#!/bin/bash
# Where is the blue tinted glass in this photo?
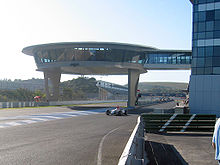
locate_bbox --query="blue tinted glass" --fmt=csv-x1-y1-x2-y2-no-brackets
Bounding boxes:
194,23,198,32
193,40,198,47
193,47,198,57
193,5,198,12
198,0,206,3
198,32,206,39
206,31,213,39
196,68,204,75
206,21,214,31
199,11,206,21
214,31,220,38
215,10,220,20
205,57,213,67
198,22,206,32
191,68,197,75
197,58,205,67
214,21,220,31
198,47,205,57
193,33,198,40
194,12,198,23
214,46,220,56
212,57,220,66
204,67,213,74
205,46,213,57
206,10,215,21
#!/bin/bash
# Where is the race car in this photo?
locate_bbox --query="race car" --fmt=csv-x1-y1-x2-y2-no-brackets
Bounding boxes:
106,106,128,116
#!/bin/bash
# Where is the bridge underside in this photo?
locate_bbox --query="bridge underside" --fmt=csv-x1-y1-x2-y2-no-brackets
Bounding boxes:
42,62,145,107
38,61,146,75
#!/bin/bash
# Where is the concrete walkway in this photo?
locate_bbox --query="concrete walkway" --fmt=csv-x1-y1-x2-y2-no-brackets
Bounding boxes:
145,132,217,165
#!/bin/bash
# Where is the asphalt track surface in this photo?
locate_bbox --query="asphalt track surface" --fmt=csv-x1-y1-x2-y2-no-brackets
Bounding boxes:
0,106,138,165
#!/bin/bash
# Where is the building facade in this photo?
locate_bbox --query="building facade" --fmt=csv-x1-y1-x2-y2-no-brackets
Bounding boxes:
189,0,220,115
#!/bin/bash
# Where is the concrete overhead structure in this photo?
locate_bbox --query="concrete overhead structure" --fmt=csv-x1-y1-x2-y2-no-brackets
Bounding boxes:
22,42,191,107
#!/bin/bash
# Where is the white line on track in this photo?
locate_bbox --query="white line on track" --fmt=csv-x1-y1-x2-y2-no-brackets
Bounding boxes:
0,109,106,129
97,127,120,165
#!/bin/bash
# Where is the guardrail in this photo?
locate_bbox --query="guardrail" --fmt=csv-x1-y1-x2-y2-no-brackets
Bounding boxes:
118,116,148,165
0,102,46,108
142,114,216,133
49,100,126,106
0,100,127,109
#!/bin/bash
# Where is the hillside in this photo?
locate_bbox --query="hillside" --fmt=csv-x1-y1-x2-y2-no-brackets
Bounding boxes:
137,82,188,92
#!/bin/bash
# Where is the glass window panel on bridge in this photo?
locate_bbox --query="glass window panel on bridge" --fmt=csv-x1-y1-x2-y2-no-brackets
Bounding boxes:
145,52,192,65
34,48,145,64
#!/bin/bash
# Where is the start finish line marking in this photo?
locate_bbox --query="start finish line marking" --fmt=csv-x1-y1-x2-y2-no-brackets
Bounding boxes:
159,114,177,132
0,109,106,129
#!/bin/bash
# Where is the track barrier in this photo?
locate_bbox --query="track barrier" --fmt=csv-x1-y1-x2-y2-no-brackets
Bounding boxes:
118,116,148,165
0,100,127,109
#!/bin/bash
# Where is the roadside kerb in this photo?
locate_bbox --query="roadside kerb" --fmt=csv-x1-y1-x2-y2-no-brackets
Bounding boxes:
118,116,148,165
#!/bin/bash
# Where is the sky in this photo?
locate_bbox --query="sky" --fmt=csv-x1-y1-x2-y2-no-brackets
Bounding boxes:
0,0,192,85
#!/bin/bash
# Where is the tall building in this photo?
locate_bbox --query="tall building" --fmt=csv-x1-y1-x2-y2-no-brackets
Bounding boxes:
189,0,220,115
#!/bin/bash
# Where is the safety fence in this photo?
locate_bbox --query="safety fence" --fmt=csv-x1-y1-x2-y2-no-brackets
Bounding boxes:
118,116,148,165
0,102,47,108
142,114,216,133
0,100,127,109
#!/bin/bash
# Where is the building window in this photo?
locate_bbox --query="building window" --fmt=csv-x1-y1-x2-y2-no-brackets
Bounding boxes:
214,20,220,31
214,31,220,38
199,11,206,21
198,47,205,57
206,10,215,21
214,46,220,56
215,9,220,20
205,46,213,56
198,22,206,32
206,21,214,31
198,32,206,39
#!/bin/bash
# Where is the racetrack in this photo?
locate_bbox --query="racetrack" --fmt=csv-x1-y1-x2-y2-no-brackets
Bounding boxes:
0,106,138,165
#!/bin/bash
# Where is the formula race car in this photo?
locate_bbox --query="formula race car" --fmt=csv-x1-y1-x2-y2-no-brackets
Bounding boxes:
106,106,128,116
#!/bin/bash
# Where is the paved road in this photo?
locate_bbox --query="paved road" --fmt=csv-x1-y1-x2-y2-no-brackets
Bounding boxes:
0,106,138,165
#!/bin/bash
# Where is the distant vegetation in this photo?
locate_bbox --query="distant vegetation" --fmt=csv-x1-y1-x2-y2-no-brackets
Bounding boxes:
137,82,188,97
0,77,98,102
0,78,188,102
0,89,46,102
59,77,98,100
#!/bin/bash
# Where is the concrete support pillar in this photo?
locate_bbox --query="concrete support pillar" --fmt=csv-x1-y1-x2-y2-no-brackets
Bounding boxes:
128,69,140,107
44,69,61,101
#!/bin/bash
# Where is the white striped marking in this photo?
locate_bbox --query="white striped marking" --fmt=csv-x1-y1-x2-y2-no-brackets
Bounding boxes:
97,127,119,165
30,118,50,121
0,109,106,129
5,122,22,126
159,114,178,132
180,114,196,132
20,120,38,124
